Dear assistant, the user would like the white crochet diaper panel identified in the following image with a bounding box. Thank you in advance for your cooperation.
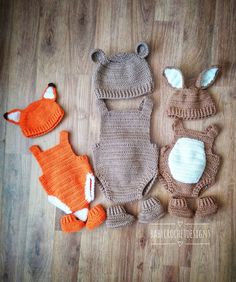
[168,137,206,184]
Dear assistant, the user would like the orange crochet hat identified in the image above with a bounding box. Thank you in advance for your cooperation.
[3,83,64,137]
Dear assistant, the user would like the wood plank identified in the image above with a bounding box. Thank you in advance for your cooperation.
[0,0,235,281]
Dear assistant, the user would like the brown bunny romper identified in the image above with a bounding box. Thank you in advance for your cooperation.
[92,96,158,204]
[159,119,220,199]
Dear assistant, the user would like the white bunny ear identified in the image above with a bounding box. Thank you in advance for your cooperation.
[4,109,21,125]
[163,67,184,89]
[42,83,57,100]
[196,66,220,89]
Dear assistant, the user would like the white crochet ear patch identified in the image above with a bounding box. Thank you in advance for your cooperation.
[163,67,184,89]
[43,86,55,99]
[200,67,219,88]
[7,111,21,123]
[168,138,206,184]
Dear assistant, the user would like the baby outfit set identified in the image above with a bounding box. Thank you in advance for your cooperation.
[91,42,165,228]
[4,84,106,232]
[4,42,222,232]
[160,66,221,217]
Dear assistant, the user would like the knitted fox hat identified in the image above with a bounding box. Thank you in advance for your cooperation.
[4,83,64,137]
[91,42,154,99]
[163,66,221,120]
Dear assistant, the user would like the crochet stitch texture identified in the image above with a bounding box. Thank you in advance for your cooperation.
[92,96,158,203]
[138,197,166,223]
[30,131,100,232]
[159,119,220,198]
[163,66,220,120]
[4,83,64,138]
[91,42,153,99]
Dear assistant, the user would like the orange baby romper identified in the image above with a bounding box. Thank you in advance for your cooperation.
[30,131,106,232]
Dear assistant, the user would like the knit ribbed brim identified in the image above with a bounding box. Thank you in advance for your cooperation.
[138,197,165,223]
[94,82,153,100]
[142,197,159,209]
[60,214,85,233]
[106,205,135,228]
[195,196,218,217]
[167,105,216,120]
[168,198,194,218]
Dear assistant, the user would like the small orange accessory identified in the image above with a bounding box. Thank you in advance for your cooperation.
[30,131,97,232]
[61,214,86,232]
[86,205,107,230]
[3,83,64,138]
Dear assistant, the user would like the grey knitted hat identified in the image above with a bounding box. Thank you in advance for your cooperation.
[91,42,154,99]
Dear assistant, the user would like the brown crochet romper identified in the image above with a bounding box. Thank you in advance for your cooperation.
[92,96,158,204]
[159,119,220,217]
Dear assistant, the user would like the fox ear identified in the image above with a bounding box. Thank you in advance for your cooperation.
[163,67,184,89]
[3,109,21,125]
[42,83,57,101]
[195,66,220,89]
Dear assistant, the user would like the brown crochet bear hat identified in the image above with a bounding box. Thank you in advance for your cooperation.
[163,66,221,120]
[91,42,154,99]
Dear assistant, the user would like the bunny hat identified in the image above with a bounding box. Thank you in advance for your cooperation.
[163,66,221,120]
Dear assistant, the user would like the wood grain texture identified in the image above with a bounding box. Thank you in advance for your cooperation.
[0,0,235,281]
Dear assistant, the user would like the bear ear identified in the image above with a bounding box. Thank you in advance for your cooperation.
[195,66,220,89]
[42,83,57,101]
[90,49,108,65]
[163,67,184,89]
[135,42,150,58]
[3,109,21,125]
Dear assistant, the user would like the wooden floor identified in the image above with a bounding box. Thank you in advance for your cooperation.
[0,0,236,281]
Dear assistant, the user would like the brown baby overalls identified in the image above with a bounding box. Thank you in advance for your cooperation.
[92,96,158,204]
[159,119,220,217]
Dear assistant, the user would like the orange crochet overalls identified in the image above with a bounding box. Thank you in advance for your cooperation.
[30,131,106,232]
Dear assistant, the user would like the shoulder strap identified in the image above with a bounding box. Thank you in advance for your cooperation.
[204,124,219,139]
[30,145,42,158]
[140,96,153,116]
[60,131,70,144]
[96,99,108,115]
[172,118,184,133]
[29,145,43,167]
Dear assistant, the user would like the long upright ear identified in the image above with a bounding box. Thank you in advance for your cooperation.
[195,66,220,89]
[135,42,149,58]
[163,67,184,89]
[42,83,57,101]
[90,49,108,65]
[3,109,22,125]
